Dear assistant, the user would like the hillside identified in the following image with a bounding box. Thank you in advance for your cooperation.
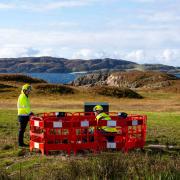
[0,73,46,83]
[0,56,179,73]
[0,57,136,73]
[0,74,144,99]
[72,71,179,90]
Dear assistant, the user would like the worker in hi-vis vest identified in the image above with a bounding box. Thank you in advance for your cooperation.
[93,105,117,142]
[17,84,33,147]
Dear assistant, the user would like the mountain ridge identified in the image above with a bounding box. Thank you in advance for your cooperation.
[0,56,179,74]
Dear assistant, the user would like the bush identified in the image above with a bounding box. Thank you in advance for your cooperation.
[1,144,13,150]
[0,84,15,89]
[0,74,46,83]
[35,84,75,94]
[91,86,143,99]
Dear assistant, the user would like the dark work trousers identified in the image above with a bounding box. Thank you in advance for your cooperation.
[18,116,30,145]
[99,129,116,142]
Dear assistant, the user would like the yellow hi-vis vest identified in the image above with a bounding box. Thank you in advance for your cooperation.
[17,91,31,116]
[96,112,117,133]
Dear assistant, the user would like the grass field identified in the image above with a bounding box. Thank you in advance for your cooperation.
[0,88,180,179]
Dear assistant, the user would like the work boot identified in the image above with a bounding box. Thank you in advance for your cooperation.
[19,143,29,147]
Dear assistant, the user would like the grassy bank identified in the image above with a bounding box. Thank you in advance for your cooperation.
[0,110,179,179]
[0,90,180,179]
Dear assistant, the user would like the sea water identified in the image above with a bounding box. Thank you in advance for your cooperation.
[26,72,86,84]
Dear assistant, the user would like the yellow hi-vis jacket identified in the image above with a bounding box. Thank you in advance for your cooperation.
[17,90,31,116]
[96,112,117,133]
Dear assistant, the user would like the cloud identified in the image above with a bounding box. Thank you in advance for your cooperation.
[161,49,180,66]
[0,0,180,67]
[124,49,180,66]
[0,3,14,9]
[125,50,146,63]
[24,1,91,11]
[140,12,180,23]
[0,0,98,11]
[0,27,179,65]
[0,44,179,66]
[72,49,94,59]
[0,45,29,58]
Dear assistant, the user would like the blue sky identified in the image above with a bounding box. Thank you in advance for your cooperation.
[0,0,180,66]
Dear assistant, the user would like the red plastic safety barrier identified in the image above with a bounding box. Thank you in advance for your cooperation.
[71,112,98,155]
[30,112,73,155]
[30,112,147,155]
[97,113,127,151]
[123,115,147,152]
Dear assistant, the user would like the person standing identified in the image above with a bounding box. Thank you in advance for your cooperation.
[17,84,33,147]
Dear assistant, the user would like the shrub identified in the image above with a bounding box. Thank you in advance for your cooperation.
[35,84,75,94]
[0,74,46,83]
[1,144,13,150]
[0,84,14,89]
[91,86,143,99]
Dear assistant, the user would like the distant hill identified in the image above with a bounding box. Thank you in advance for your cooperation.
[0,56,179,74]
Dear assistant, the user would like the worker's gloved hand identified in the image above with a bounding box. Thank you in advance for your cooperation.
[29,112,35,116]
[118,112,128,118]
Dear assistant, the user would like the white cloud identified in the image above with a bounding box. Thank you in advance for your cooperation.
[0,44,180,66]
[161,49,180,66]
[0,27,179,66]
[0,3,14,9]
[123,49,180,66]
[0,0,99,11]
[125,50,146,63]
[0,45,30,58]
[140,12,180,23]
[24,1,91,11]
[72,49,94,59]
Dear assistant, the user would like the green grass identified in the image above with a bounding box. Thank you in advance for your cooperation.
[146,112,180,146]
[0,108,179,179]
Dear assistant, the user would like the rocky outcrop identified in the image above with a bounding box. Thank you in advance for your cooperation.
[72,72,108,86]
[72,71,178,89]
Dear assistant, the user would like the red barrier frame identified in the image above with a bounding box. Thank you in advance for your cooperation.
[30,112,147,155]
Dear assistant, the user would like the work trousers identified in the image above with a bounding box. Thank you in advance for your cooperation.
[18,116,30,145]
[98,129,116,142]
[88,129,116,142]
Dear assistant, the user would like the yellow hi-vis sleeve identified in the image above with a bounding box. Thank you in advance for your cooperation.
[96,113,117,133]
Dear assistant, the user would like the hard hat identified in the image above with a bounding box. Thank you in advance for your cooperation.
[93,105,103,112]
[22,84,32,91]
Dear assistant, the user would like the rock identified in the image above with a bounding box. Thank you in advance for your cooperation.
[73,70,178,89]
